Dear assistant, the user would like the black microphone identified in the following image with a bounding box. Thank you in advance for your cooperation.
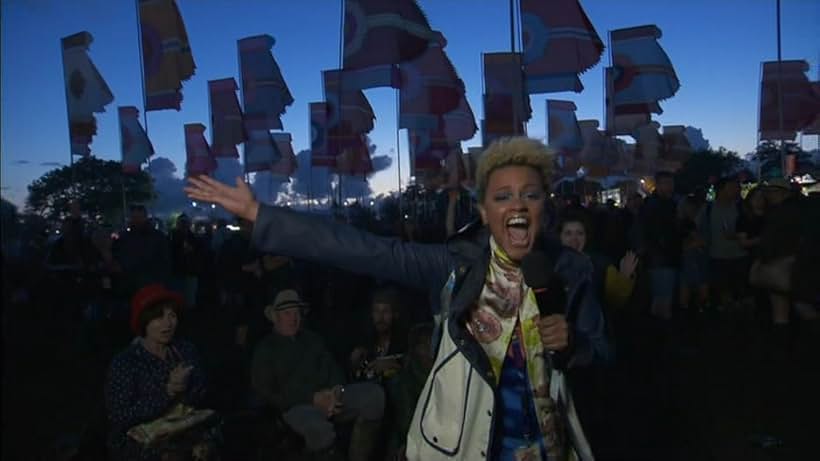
[521,251,565,317]
[522,250,569,370]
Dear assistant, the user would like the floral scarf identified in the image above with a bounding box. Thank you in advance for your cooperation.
[467,238,564,459]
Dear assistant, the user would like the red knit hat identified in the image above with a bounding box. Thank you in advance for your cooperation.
[130,284,185,335]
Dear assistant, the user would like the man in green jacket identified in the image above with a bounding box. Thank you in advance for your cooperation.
[251,289,384,461]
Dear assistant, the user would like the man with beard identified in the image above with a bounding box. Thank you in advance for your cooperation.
[349,287,407,382]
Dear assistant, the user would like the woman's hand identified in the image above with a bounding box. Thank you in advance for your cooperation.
[185,176,259,222]
[537,314,569,352]
[619,251,639,279]
[166,364,193,398]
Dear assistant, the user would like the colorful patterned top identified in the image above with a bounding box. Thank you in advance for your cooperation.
[467,238,564,460]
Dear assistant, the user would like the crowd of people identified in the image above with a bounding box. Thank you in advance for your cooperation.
[2,137,819,461]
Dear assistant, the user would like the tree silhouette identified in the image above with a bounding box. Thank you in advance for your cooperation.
[674,147,743,194]
[26,156,153,223]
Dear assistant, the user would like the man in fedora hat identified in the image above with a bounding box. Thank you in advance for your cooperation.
[251,289,384,461]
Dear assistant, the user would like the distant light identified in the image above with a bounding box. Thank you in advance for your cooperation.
[126,227,131,232]
[286,201,292,207]
[55,229,61,235]
[404,214,409,219]
[640,179,646,184]
[211,204,216,209]
[226,224,240,231]
[550,193,555,198]
[192,201,198,207]
[369,200,375,206]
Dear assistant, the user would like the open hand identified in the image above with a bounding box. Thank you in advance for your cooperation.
[619,251,639,279]
[185,176,259,222]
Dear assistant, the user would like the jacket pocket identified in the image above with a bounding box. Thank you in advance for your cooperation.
[419,348,472,456]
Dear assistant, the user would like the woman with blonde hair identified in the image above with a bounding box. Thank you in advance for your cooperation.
[187,137,610,461]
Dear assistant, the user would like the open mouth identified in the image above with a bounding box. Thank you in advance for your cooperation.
[506,215,531,247]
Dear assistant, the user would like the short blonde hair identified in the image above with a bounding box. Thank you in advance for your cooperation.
[476,137,553,202]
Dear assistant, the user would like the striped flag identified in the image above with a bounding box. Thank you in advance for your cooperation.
[138,0,195,111]
[343,0,436,70]
[239,35,294,131]
[610,25,679,106]
[208,78,245,158]
[184,123,217,176]
[758,60,820,140]
[244,130,281,174]
[119,106,154,173]
[520,0,603,94]
[547,100,583,157]
[270,132,297,177]
[398,33,464,130]
[61,32,114,157]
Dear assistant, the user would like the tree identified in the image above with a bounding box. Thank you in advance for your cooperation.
[674,147,743,194]
[26,156,153,223]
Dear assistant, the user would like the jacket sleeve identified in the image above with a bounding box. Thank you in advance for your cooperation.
[603,265,635,309]
[568,275,614,367]
[252,205,452,293]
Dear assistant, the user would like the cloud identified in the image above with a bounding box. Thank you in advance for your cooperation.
[12,160,30,165]
[147,157,189,215]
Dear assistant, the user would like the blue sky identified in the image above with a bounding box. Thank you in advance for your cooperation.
[2,0,818,207]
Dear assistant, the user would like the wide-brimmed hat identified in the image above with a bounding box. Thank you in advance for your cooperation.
[130,283,185,334]
[264,289,308,321]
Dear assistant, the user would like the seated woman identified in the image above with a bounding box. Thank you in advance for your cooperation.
[104,284,207,461]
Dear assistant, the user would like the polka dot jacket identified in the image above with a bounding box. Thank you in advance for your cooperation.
[104,338,206,460]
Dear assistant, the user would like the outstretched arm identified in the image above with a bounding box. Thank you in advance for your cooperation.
[186,176,453,291]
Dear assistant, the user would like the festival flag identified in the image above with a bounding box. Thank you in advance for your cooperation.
[270,132,298,177]
[547,100,583,156]
[407,128,452,174]
[119,106,154,173]
[184,123,217,176]
[574,119,621,174]
[802,82,820,135]
[662,125,693,161]
[482,53,530,144]
[519,0,603,94]
[343,0,435,71]
[61,32,114,157]
[138,0,195,111]
[208,78,245,158]
[398,33,464,130]
[323,70,376,134]
[610,25,680,107]
[333,135,373,176]
[440,96,478,145]
[444,148,467,190]
[244,130,281,173]
[758,60,820,140]
[310,102,334,167]
[632,121,663,160]
[238,35,294,131]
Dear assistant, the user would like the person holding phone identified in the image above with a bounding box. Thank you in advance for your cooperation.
[105,284,206,460]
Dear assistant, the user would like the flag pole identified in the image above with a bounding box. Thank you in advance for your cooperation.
[336,0,346,209]
[395,89,403,224]
[135,0,149,138]
[775,0,787,178]
[509,0,519,134]
[237,40,250,184]
[59,37,76,189]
